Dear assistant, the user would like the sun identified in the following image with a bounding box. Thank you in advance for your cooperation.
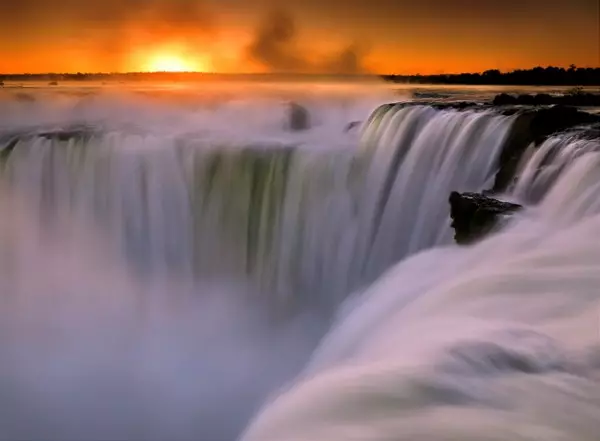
[146,54,197,73]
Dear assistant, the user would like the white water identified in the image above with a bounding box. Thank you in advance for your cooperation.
[0,83,598,440]
[242,137,600,441]
[0,100,510,310]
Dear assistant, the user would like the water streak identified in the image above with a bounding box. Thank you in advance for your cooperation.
[241,138,600,441]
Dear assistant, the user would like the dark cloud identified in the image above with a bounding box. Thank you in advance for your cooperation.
[247,10,369,74]
[247,9,309,72]
[323,44,368,74]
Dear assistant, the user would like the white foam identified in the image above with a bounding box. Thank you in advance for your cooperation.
[241,150,600,441]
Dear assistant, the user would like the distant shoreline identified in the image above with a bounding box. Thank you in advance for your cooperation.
[0,67,598,86]
[0,72,378,83]
[382,67,600,86]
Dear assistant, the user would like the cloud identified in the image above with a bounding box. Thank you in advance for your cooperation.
[322,44,368,74]
[247,9,369,74]
[246,9,310,72]
[0,1,378,73]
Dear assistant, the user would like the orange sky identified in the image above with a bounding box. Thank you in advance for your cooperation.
[0,0,598,74]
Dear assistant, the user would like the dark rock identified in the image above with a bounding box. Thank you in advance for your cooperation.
[0,80,4,87]
[574,123,600,140]
[491,92,600,107]
[492,105,600,192]
[49,81,59,86]
[517,94,536,105]
[38,127,94,142]
[492,111,536,192]
[344,121,362,132]
[449,191,522,244]
[493,93,517,105]
[412,91,451,100]
[442,101,481,110]
[388,101,483,111]
[533,93,554,105]
[530,105,599,139]
[0,137,19,163]
[563,92,600,107]
[287,102,310,131]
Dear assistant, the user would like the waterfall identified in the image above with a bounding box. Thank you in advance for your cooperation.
[0,106,513,312]
[2,89,598,441]
[240,128,600,441]
[356,104,511,280]
[512,133,600,204]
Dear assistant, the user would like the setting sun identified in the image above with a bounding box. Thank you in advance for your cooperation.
[146,54,196,72]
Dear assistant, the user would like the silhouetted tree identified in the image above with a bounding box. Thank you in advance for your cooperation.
[383,66,600,85]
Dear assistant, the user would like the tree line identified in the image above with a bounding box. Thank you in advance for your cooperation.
[0,67,598,85]
[382,66,600,86]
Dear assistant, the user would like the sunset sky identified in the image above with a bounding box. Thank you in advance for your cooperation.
[0,0,598,74]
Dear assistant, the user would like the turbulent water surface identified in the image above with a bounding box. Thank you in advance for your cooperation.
[0,78,598,441]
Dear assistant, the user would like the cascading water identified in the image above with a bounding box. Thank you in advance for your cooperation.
[1,83,598,441]
[356,104,511,281]
[0,103,512,312]
[241,130,600,441]
[512,133,600,204]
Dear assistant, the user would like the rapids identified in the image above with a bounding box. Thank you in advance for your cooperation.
[0,81,598,440]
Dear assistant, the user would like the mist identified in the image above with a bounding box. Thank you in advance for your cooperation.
[0,189,324,441]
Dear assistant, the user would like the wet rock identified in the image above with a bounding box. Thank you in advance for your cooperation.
[344,121,361,132]
[574,123,600,140]
[491,93,600,107]
[517,94,536,105]
[533,93,554,105]
[412,91,452,100]
[530,105,599,138]
[429,101,481,110]
[0,137,19,163]
[38,127,94,142]
[383,101,483,112]
[492,105,600,192]
[287,102,310,131]
[493,93,517,105]
[449,191,522,244]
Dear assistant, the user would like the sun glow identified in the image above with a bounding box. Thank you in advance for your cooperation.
[148,54,192,72]
[145,53,201,72]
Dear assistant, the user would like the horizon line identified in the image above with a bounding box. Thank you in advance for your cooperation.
[0,66,598,77]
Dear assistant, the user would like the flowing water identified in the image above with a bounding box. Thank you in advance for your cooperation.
[0,79,598,440]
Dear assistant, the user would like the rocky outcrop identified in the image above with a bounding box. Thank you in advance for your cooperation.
[492,105,600,192]
[344,121,362,132]
[0,137,19,165]
[287,102,310,131]
[493,92,600,107]
[38,127,95,142]
[370,101,599,193]
[391,101,483,111]
[449,191,522,244]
